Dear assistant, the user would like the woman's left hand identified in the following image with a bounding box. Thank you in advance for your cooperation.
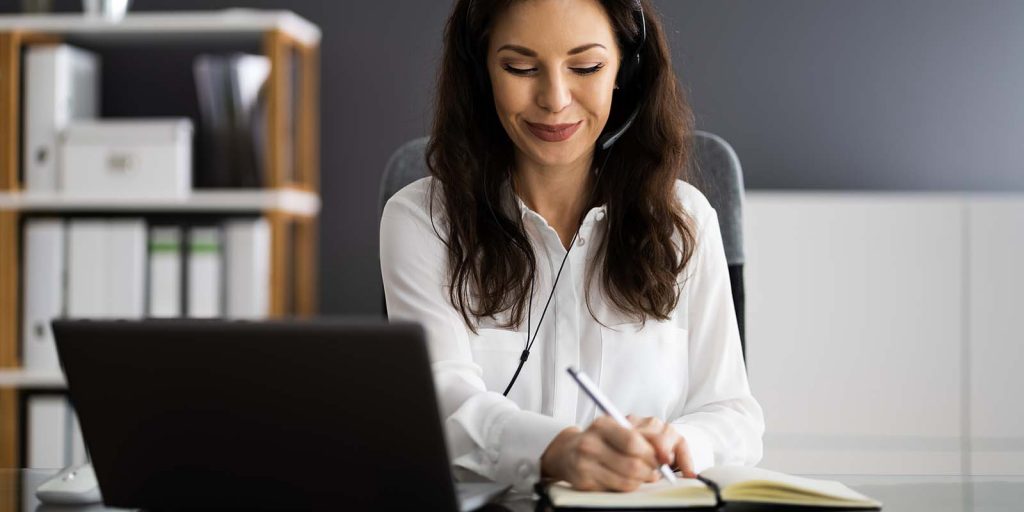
[626,415,697,478]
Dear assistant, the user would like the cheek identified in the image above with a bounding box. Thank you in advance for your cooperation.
[490,81,512,117]
[581,88,615,130]
[491,79,530,116]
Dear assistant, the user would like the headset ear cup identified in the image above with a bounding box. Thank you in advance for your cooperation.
[618,3,646,91]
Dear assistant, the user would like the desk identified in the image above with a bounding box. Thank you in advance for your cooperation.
[3,469,1024,511]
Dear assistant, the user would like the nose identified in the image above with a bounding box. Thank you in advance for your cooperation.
[536,70,572,114]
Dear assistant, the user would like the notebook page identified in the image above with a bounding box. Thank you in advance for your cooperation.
[700,466,878,504]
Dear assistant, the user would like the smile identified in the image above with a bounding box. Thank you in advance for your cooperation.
[525,121,582,143]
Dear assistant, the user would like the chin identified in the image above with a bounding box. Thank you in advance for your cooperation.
[524,141,590,166]
[531,152,583,168]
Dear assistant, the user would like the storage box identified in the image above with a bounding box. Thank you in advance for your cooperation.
[59,118,193,197]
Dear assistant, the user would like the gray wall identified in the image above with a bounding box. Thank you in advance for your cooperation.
[7,0,1024,315]
[665,0,1024,191]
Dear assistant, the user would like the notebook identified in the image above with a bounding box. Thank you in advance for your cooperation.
[538,465,882,510]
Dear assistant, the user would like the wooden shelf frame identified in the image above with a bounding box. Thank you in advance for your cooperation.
[264,28,320,191]
[0,12,321,481]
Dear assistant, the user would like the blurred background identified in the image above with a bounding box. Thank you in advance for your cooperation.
[1,0,1022,482]
[6,0,1022,316]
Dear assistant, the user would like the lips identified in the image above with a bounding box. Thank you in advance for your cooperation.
[526,120,582,142]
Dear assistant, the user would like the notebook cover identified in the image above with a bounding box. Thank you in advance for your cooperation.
[535,481,720,511]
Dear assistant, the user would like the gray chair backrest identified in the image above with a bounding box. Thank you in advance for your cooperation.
[689,131,745,266]
[379,132,747,355]
[379,136,432,218]
[379,132,744,264]
[687,132,746,356]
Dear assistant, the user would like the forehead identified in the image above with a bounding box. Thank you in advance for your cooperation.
[488,0,619,57]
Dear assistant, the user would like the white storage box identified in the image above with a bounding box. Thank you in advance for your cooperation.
[59,118,193,198]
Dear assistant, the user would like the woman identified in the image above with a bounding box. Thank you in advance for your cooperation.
[381,0,764,493]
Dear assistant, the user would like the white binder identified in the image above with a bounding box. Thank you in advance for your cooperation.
[68,219,146,319]
[67,220,107,318]
[106,220,147,318]
[27,395,69,468]
[21,218,65,371]
[26,396,87,469]
[187,226,223,318]
[147,226,183,317]
[23,44,99,191]
[225,218,270,319]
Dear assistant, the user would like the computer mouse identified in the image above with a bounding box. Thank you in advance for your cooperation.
[35,462,103,505]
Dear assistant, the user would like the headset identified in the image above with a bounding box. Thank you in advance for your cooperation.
[463,0,648,396]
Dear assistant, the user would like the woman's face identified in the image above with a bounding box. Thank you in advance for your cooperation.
[487,0,621,171]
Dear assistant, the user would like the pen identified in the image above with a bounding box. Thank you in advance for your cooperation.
[566,366,678,484]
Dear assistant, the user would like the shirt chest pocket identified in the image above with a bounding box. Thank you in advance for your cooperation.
[598,320,689,419]
[468,327,527,395]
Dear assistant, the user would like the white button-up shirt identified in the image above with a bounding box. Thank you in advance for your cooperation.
[380,176,764,491]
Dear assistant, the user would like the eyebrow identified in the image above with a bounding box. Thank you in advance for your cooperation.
[496,43,607,57]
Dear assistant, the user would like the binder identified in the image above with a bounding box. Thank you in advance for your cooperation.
[23,44,99,191]
[186,226,223,318]
[27,395,69,468]
[193,55,234,187]
[68,219,146,319]
[67,220,108,318]
[147,226,183,318]
[228,54,270,187]
[26,396,87,469]
[105,219,147,318]
[21,218,66,371]
[225,218,270,319]
[193,53,269,187]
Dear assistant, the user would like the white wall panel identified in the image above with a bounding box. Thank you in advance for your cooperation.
[968,198,1024,475]
[744,193,965,474]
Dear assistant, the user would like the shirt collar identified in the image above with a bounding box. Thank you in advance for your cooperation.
[498,177,608,224]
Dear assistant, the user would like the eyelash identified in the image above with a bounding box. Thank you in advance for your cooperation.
[502,63,604,76]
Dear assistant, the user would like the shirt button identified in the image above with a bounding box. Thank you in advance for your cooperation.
[595,210,606,221]
[517,461,532,480]
[576,236,586,247]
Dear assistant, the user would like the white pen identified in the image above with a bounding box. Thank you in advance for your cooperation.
[566,366,678,484]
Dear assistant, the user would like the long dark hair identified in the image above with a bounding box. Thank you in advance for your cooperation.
[427,0,698,332]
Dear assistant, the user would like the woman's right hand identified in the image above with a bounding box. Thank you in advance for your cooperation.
[540,416,662,492]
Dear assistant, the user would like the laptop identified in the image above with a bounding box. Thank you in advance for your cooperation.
[51,318,511,511]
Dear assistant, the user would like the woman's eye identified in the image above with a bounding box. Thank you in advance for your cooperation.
[503,65,535,75]
[501,64,604,76]
[573,64,604,75]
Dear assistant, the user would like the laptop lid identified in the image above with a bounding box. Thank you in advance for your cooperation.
[52,318,460,510]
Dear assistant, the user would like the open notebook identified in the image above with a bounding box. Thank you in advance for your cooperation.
[539,466,883,510]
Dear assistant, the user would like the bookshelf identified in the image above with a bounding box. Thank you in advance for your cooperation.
[0,370,64,389]
[0,9,322,484]
[0,188,320,215]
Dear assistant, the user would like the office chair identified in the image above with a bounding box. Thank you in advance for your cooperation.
[379,131,747,359]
